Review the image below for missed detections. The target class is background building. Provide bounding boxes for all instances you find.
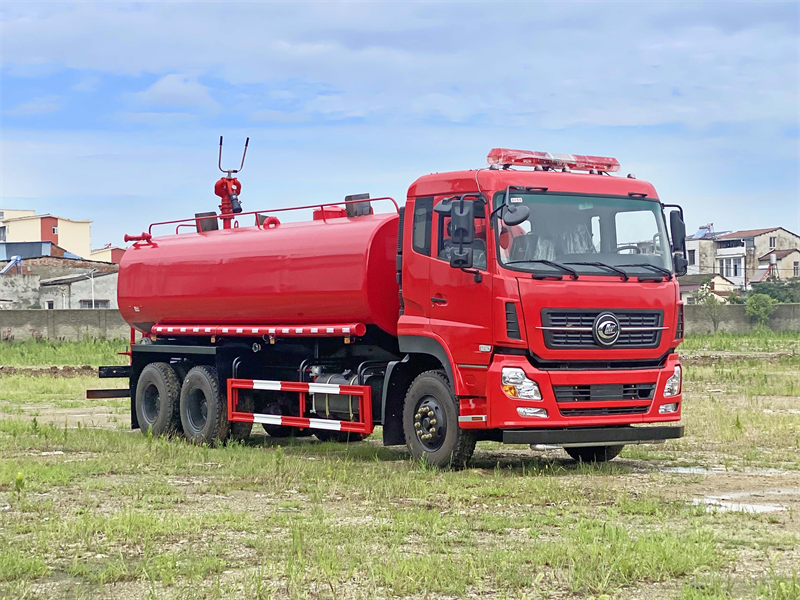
[0,210,91,259]
[684,224,800,288]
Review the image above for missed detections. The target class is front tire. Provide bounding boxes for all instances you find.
[403,370,476,469]
[135,362,181,436]
[179,366,229,446]
[565,445,624,463]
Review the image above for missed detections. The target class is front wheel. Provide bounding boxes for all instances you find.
[403,370,476,469]
[564,445,624,463]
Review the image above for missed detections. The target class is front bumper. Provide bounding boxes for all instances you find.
[459,352,683,431]
[502,425,684,446]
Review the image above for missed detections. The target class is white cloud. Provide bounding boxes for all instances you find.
[71,75,100,92]
[133,74,219,113]
[4,97,60,115]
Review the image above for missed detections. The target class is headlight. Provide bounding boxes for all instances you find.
[663,366,682,397]
[501,367,542,400]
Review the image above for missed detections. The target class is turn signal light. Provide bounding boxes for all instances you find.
[487,148,621,173]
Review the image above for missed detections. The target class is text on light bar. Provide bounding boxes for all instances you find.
[487,148,621,173]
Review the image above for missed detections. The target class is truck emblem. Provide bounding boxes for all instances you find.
[593,312,620,347]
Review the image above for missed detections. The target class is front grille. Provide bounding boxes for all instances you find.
[559,405,650,417]
[541,309,663,349]
[553,383,656,402]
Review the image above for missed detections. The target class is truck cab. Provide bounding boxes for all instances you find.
[395,149,686,461]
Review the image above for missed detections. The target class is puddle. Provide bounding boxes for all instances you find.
[693,497,786,513]
[648,465,791,476]
[692,488,799,514]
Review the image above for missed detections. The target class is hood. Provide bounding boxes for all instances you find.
[516,276,680,362]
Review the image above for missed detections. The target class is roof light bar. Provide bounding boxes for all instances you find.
[487,148,620,173]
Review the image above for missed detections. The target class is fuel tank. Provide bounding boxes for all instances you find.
[118,212,401,335]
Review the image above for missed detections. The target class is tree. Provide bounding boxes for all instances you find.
[750,280,800,303]
[745,293,778,327]
[696,281,727,333]
[726,290,745,305]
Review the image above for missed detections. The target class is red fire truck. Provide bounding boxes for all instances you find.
[92,145,687,468]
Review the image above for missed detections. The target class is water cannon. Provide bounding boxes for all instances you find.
[214,136,249,227]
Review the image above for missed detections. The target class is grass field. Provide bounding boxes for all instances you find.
[1,336,799,600]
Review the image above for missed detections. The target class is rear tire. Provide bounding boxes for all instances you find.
[565,445,624,463]
[314,430,364,443]
[230,390,254,442]
[179,366,229,446]
[403,370,476,469]
[135,362,181,436]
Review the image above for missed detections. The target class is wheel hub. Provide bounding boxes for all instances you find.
[414,396,446,451]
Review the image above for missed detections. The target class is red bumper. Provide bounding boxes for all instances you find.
[459,353,682,430]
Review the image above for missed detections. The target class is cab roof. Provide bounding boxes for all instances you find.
[406,169,659,201]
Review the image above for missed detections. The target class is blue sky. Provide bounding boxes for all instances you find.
[1,1,798,248]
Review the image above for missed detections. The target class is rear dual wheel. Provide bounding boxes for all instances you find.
[135,362,181,436]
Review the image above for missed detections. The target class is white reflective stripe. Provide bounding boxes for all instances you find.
[167,327,174,332]
[252,380,282,391]
[193,328,200,332]
[268,328,276,334]
[295,328,303,333]
[343,327,350,333]
[252,414,282,425]
[156,327,163,331]
[251,328,259,333]
[205,328,212,333]
[222,328,229,333]
[458,415,487,422]
[180,328,187,332]
[282,328,290,333]
[308,383,340,394]
[236,328,243,333]
[326,327,334,333]
[310,328,319,333]
[308,418,341,431]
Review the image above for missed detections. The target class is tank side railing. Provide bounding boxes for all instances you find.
[147,196,400,236]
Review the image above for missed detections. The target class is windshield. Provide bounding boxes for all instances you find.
[495,193,672,276]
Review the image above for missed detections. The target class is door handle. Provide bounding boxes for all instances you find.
[431,296,447,304]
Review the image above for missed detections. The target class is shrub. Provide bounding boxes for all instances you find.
[745,293,778,326]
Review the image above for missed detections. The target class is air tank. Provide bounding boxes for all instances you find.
[118,212,401,336]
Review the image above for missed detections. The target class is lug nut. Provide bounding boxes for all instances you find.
[429,419,437,425]
[429,427,436,434]
[415,413,421,420]
[414,422,422,430]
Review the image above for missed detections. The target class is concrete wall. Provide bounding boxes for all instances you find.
[0,275,41,309]
[0,309,129,341]
[1,303,799,341]
[684,303,800,334]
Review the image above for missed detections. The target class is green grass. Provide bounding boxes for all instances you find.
[680,330,800,354]
[0,338,129,367]
[1,331,799,599]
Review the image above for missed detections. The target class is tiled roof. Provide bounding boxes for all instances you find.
[758,249,800,261]
[717,228,779,240]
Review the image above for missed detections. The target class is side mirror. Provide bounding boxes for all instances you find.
[502,204,530,227]
[450,199,475,245]
[669,210,686,253]
[673,253,688,277]
[450,247,474,269]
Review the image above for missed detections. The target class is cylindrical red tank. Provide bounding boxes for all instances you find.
[118,213,401,335]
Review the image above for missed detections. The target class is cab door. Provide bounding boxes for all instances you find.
[429,199,494,369]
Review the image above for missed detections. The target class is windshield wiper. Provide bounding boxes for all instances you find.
[504,259,578,279]
[617,263,673,280]
[565,261,629,281]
